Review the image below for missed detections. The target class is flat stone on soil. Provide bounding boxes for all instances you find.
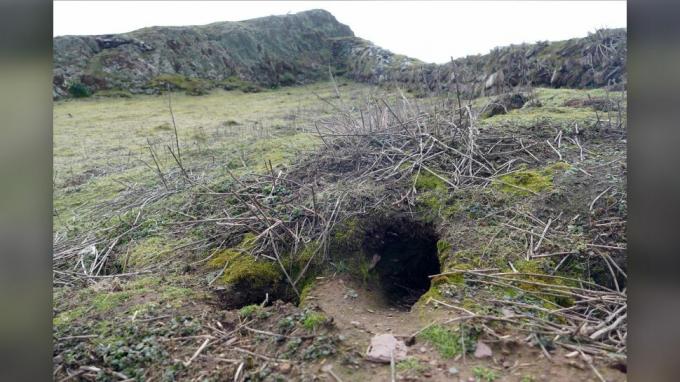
[365,334,408,363]
[474,340,493,358]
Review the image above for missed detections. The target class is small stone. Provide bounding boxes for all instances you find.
[468,377,476,382]
[502,361,512,368]
[278,363,292,374]
[429,360,437,366]
[350,321,361,327]
[448,366,459,375]
[474,340,493,359]
[419,346,427,353]
[423,372,432,378]
[365,334,408,363]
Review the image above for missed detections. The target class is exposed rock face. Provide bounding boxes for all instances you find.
[53,9,354,97]
[331,28,626,97]
[53,9,626,99]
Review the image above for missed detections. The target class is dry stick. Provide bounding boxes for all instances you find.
[533,218,553,252]
[146,140,169,191]
[450,57,465,124]
[599,253,620,292]
[167,86,182,166]
[390,350,396,382]
[589,312,627,341]
[166,145,192,183]
[546,139,562,160]
[183,338,211,367]
[233,362,244,382]
[589,186,613,212]
[534,333,553,362]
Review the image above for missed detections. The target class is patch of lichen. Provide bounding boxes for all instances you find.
[494,162,571,196]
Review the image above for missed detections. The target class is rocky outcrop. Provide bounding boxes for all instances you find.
[53,9,354,98]
[53,9,626,99]
[331,28,626,97]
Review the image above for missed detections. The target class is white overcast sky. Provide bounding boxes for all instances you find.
[53,1,627,64]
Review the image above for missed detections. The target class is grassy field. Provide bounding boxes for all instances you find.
[53,80,379,234]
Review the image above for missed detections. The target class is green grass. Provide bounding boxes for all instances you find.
[238,304,262,318]
[418,324,475,358]
[396,357,427,373]
[302,311,326,330]
[53,80,375,235]
[473,366,498,382]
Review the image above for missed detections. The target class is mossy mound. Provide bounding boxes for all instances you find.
[494,162,570,196]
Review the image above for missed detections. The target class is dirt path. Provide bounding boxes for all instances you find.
[302,276,626,382]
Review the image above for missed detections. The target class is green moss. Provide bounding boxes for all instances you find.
[94,89,132,98]
[92,291,137,312]
[432,274,464,287]
[53,306,87,328]
[298,281,315,306]
[415,172,447,191]
[126,236,186,268]
[330,217,364,256]
[302,311,327,330]
[68,82,91,98]
[238,304,262,318]
[494,162,570,196]
[415,285,443,307]
[477,87,617,130]
[207,233,282,288]
[219,76,262,93]
[436,239,452,262]
[220,253,281,288]
[496,169,551,195]
[147,74,212,95]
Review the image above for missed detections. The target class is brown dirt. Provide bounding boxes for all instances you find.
[300,276,626,382]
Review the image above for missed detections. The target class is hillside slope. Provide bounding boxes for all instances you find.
[53,9,626,99]
[332,28,626,96]
[53,9,353,97]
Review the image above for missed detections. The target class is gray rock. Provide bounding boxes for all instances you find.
[365,334,408,363]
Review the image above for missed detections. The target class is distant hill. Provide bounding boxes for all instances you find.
[53,9,626,98]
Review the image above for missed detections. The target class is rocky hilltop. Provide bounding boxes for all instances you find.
[53,9,626,98]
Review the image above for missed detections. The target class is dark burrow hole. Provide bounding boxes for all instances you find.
[362,217,440,310]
